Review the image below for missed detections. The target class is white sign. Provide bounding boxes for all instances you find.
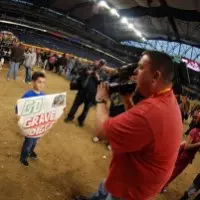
[17,92,66,138]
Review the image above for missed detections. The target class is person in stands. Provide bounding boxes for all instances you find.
[7,42,24,80]
[74,51,182,200]
[162,111,200,192]
[18,72,46,166]
[179,173,200,200]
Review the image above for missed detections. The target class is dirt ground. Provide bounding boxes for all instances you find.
[0,65,199,200]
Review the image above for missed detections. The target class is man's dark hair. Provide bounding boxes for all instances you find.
[32,72,46,81]
[142,51,174,83]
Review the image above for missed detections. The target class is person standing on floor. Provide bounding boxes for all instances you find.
[24,48,34,84]
[64,59,106,127]
[57,53,68,75]
[31,48,37,70]
[162,111,200,192]
[74,51,182,200]
[7,43,24,81]
[17,72,46,166]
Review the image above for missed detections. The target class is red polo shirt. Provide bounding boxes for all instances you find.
[103,90,182,200]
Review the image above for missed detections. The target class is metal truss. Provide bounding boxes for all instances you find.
[121,40,200,68]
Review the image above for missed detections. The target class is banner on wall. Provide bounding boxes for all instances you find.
[17,93,66,138]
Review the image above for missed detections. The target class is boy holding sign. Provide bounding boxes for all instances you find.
[18,72,46,166]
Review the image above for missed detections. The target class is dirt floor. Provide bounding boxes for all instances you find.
[0,65,199,200]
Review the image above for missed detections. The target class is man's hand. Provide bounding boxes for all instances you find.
[96,82,109,102]
[63,107,67,113]
[122,93,134,111]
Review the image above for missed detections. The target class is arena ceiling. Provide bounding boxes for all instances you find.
[27,0,200,46]
[0,0,200,63]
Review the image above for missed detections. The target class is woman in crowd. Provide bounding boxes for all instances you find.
[163,110,200,192]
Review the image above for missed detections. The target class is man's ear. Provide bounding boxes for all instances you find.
[153,70,162,81]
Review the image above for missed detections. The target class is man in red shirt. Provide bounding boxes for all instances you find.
[75,51,182,200]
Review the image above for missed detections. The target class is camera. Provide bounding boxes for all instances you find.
[108,63,137,95]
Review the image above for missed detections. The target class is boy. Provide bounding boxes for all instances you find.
[18,71,46,166]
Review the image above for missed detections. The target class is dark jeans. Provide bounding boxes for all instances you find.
[67,92,93,124]
[25,66,32,83]
[20,137,38,161]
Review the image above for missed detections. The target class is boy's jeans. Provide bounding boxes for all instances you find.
[25,66,32,83]
[20,137,38,161]
[7,61,20,80]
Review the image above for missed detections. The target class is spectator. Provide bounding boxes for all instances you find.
[7,43,24,80]
[163,111,200,192]
[31,48,37,68]
[0,51,4,70]
[64,59,106,127]
[185,108,200,135]
[65,57,77,80]
[48,53,57,71]
[24,48,34,84]
[57,53,68,75]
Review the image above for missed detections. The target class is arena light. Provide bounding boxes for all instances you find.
[142,37,147,41]
[128,23,134,29]
[110,8,120,18]
[0,20,47,33]
[121,17,128,24]
[98,1,110,10]
[134,29,142,37]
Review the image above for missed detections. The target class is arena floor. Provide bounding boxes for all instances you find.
[0,65,199,200]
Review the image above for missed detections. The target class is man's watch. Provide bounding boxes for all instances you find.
[96,97,107,104]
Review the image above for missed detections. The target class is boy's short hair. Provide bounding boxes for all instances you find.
[32,72,46,81]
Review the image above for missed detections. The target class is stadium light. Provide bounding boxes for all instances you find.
[121,17,128,24]
[0,20,47,33]
[110,8,120,18]
[98,1,110,10]
[142,37,147,41]
[128,23,134,29]
[134,29,142,37]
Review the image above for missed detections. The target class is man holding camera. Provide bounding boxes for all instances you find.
[75,51,182,200]
[64,59,108,126]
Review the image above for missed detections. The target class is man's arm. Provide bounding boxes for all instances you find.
[95,103,109,139]
[184,134,200,150]
[95,83,109,139]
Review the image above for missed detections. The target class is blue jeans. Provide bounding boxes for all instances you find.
[20,137,38,161]
[91,181,122,200]
[25,66,32,83]
[7,61,20,80]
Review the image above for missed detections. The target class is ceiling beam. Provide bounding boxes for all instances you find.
[65,1,91,15]
[158,0,180,41]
